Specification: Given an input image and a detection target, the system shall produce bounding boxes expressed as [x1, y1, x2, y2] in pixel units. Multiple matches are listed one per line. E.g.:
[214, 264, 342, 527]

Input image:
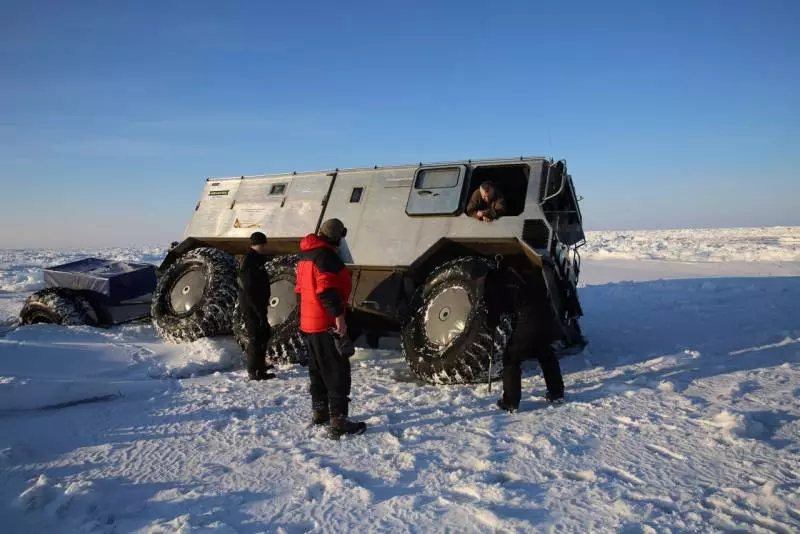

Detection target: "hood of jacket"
[299, 233, 336, 252]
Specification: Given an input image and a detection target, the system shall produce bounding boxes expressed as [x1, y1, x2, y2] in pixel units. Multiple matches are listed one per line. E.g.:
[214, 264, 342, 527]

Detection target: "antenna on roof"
[547, 126, 554, 158]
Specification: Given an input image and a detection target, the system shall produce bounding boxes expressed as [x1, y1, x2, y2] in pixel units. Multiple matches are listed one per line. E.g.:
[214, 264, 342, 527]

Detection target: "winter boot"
[327, 415, 367, 440]
[496, 398, 518, 413]
[545, 391, 565, 405]
[311, 400, 330, 427]
[248, 368, 276, 381]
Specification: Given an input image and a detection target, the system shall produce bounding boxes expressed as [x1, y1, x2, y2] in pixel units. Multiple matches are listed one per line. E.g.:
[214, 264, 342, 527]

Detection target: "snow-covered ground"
[1, 228, 799, 533]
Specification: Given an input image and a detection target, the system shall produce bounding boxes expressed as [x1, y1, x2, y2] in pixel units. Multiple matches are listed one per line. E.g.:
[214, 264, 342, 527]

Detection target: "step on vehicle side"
[153, 157, 587, 382]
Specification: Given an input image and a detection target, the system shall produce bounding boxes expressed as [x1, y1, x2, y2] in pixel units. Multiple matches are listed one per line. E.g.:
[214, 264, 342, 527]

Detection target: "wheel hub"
[267, 279, 296, 326]
[169, 267, 207, 314]
[425, 286, 472, 347]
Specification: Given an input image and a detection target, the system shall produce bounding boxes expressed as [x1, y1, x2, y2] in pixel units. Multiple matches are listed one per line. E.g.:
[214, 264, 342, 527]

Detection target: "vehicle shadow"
[539, 275, 800, 447]
[575, 275, 799, 369]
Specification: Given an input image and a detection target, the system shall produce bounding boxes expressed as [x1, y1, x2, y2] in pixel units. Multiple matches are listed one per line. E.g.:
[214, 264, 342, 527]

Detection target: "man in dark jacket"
[238, 232, 276, 381]
[496, 272, 565, 412]
[466, 181, 507, 222]
[295, 218, 367, 440]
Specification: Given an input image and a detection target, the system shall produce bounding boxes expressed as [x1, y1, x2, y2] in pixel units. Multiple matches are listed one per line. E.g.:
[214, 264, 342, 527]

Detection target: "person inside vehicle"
[295, 218, 367, 440]
[466, 181, 507, 222]
[238, 231, 276, 381]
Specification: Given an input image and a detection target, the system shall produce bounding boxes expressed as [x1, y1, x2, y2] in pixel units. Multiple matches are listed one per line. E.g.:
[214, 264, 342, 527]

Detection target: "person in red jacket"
[295, 218, 367, 439]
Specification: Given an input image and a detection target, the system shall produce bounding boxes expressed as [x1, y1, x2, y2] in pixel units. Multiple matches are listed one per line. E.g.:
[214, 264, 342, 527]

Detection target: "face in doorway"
[480, 185, 494, 203]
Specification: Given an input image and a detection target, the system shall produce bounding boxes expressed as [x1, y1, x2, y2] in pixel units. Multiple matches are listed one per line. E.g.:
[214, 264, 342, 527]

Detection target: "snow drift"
[583, 226, 800, 263]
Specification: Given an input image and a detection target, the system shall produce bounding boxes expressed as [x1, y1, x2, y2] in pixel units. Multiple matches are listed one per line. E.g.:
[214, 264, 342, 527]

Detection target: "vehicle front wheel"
[151, 247, 237, 342]
[401, 257, 513, 384]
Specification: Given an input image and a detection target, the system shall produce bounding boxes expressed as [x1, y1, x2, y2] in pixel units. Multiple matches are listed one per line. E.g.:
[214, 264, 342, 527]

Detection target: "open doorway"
[465, 164, 529, 217]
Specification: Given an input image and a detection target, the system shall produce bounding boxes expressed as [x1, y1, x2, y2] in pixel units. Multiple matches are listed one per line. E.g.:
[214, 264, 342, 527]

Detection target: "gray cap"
[319, 218, 347, 242]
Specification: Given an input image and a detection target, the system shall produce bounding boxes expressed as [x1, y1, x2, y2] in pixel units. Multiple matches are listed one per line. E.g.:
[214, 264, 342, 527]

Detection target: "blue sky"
[1, 0, 798, 248]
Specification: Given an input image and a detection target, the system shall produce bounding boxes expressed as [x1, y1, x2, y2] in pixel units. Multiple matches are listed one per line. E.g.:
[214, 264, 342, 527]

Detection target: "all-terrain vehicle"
[151, 156, 586, 384]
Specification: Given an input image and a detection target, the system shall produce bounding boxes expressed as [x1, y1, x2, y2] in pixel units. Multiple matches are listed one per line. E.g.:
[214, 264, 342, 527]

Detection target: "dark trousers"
[304, 331, 351, 417]
[245, 318, 272, 378]
[502, 343, 564, 407]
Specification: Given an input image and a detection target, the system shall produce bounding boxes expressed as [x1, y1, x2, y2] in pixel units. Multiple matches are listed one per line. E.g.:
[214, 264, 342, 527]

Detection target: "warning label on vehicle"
[232, 207, 265, 229]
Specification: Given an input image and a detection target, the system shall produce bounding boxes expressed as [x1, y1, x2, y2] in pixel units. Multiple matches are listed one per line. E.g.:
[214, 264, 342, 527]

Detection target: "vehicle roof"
[206, 156, 552, 182]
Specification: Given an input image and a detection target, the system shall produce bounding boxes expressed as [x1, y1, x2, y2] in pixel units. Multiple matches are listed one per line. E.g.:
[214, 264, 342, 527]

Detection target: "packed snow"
[1, 228, 799, 533]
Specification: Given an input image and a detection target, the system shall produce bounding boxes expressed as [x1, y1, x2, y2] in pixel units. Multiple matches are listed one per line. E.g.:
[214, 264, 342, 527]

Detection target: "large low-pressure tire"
[401, 257, 514, 385]
[151, 247, 237, 343]
[232, 255, 308, 366]
[20, 288, 98, 327]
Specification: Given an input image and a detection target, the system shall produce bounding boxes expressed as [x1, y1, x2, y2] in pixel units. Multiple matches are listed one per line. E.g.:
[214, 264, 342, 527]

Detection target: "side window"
[269, 183, 287, 195]
[350, 187, 364, 203]
[406, 165, 466, 216]
[415, 168, 460, 189]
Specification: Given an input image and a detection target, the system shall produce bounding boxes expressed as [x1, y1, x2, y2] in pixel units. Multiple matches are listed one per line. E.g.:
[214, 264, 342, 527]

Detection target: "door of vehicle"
[405, 165, 468, 216]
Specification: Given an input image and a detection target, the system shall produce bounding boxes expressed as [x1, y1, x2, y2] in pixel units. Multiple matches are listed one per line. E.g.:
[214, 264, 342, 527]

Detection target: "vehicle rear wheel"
[401, 257, 513, 384]
[151, 247, 237, 342]
[232, 255, 308, 366]
[20, 288, 98, 327]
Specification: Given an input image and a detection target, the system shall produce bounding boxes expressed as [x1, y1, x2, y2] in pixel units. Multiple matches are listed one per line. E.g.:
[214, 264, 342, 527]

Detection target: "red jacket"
[295, 234, 352, 334]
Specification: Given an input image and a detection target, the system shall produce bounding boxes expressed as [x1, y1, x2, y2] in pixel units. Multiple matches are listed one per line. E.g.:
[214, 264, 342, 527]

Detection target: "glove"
[330, 330, 355, 358]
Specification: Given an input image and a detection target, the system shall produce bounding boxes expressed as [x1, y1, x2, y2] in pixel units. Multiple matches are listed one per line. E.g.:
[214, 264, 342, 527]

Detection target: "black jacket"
[238, 249, 270, 324]
[465, 188, 507, 221]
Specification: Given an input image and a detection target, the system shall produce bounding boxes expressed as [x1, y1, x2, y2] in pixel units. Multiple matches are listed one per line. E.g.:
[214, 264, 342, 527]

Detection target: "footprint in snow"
[226, 407, 249, 420]
[211, 419, 229, 432]
[245, 448, 265, 463]
[486, 471, 520, 485]
[731, 379, 761, 397]
[201, 463, 232, 476]
[305, 483, 326, 502]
